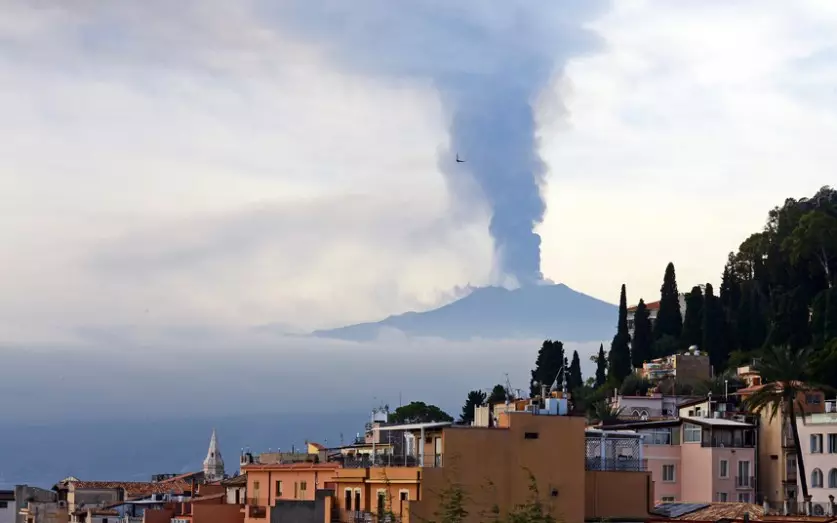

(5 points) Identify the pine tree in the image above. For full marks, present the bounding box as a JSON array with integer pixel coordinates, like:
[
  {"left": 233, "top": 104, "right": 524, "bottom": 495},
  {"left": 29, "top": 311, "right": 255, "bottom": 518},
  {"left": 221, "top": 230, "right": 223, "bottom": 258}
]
[
  {"left": 595, "top": 343, "right": 607, "bottom": 388},
  {"left": 681, "top": 285, "right": 704, "bottom": 349},
  {"left": 631, "top": 299, "right": 653, "bottom": 369},
  {"left": 530, "top": 340, "right": 564, "bottom": 397},
  {"left": 654, "top": 262, "right": 683, "bottom": 340},
  {"left": 569, "top": 350, "right": 583, "bottom": 391},
  {"left": 702, "top": 283, "right": 727, "bottom": 373},
  {"left": 609, "top": 284, "right": 632, "bottom": 384}
]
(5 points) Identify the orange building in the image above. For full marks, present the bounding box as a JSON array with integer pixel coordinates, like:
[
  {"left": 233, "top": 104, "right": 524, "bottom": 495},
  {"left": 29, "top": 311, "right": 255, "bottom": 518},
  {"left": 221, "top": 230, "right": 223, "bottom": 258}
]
[
  {"left": 242, "top": 462, "right": 340, "bottom": 522},
  {"left": 328, "top": 408, "right": 653, "bottom": 523}
]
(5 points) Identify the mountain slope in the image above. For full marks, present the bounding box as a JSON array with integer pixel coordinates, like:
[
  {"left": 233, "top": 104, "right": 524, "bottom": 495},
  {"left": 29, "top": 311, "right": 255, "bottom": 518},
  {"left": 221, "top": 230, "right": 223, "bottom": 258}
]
[{"left": 312, "top": 283, "right": 616, "bottom": 341}]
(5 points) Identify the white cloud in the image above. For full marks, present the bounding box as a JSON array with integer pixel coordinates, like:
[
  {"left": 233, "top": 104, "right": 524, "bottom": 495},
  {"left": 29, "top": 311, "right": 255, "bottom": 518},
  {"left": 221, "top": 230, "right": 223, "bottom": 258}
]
[
  {"left": 0, "top": 2, "right": 496, "bottom": 342},
  {"left": 539, "top": 0, "right": 837, "bottom": 305},
  {"left": 2, "top": 1, "right": 837, "bottom": 343}
]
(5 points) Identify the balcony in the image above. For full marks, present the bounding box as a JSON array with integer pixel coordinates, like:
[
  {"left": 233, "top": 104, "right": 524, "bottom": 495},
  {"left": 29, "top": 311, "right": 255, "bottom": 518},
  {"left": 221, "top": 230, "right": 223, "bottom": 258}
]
[
  {"left": 736, "top": 476, "right": 755, "bottom": 489},
  {"left": 246, "top": 499, "right": 266, "bottom": 519},
  {"left": 700, "top": 437, "right": 755, "bottom": 449},
  {"left": 340, "top": 511, "right": 403, "bottom": 523},
  {"left": 585, "top": 457, "right": 647, "bottom": 472},
  {"left": 341, "top": 454, "right": 442, "bottom": 468}
]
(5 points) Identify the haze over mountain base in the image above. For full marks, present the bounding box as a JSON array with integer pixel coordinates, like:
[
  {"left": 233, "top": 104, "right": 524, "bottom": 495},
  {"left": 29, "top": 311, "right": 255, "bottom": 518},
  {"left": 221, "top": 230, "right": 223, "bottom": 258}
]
[{"left": 313, "top": 283, "right": 616, "bottom": 342}]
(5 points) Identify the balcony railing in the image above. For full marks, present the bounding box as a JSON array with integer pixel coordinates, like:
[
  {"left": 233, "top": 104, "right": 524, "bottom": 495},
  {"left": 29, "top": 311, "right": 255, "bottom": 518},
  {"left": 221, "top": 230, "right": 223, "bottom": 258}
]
[
  {"left": 701, "top": 438, "right": 755, "bottom": 449},
  {"left": 340, "top": 511, "right": 403, "bottom": 523},
  {"left": 585, "top": 457, "right": 647, "bottom": 472},
  {"left": 245, "top": 499, "right": 266, "bottom": 519},
  {"left": 341, "top": 454, "right": 442, "bottom": 468},
  {"left": 736, "top": 476, "right": 755, "bottom": 489}
]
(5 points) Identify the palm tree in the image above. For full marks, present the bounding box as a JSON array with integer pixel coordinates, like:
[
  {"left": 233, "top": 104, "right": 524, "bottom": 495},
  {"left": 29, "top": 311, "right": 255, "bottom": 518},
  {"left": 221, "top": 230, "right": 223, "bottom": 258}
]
[
  {"left": 587, "top": 399, "right": 624, "bottom": 426},
  {"left": 745, "top": 345, "right": 825, "bottom": 503}
]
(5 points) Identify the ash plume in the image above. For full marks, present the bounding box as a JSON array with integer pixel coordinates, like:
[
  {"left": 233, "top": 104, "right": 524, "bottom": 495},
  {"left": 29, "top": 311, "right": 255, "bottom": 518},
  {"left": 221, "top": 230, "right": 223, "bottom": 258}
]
[{"left": 270, "top": 1, "right": 606, "bottom": 285}]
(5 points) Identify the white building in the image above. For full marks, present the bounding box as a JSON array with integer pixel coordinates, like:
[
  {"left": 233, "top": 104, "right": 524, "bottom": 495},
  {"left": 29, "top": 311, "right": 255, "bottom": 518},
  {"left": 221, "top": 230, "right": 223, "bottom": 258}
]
[
  {"left": 795, "top": 400, "right": 837, "bottom": 515},
  {"left": 0, "top": 491, "right": 14, "bottom": 523}
]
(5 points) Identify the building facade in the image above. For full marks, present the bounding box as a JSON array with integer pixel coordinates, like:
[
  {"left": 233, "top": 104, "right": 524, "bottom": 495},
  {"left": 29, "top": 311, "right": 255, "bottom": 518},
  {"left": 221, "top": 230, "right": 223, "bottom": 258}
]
[{"left": 203, "top": 429, "right": 225, "bottom": 483}]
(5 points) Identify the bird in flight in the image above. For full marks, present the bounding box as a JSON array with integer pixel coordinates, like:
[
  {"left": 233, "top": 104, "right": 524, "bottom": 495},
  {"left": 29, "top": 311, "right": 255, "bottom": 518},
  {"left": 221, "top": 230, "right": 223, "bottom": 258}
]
[{"left": 456, "top": 153, "right": 466, "bottom": 163}]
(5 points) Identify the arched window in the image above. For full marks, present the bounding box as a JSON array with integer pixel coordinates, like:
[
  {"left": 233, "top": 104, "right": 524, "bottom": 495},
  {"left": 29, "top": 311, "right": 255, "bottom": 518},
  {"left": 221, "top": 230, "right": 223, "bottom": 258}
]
[
  {"left": 632, "top": 410, "right": 640, "bottom": 417},
  {"left": 812, "top": 468, "right": 824, "bottom": 488},
  {"left": 640, "top": 410, "right": 649, "bottom": 421},
  {"left": 829, "top": 469, "right": 837, "bottom": 488},
  {"left": 814, "top": 504, "right": 825, "bottom": 516}
]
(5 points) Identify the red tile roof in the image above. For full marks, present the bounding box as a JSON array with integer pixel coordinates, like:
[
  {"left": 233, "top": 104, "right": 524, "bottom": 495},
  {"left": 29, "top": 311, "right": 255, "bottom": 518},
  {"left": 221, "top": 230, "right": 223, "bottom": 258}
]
[
  {"left": 628, "top": 300, "right": 661, "bottom": 312},
  {"left": 69, "top": 480, "right": 190, "bottom": 497}
]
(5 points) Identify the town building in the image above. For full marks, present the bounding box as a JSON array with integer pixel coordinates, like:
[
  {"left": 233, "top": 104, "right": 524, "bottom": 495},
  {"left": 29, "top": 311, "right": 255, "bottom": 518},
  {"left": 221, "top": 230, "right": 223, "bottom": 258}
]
[
  {"left": 203, "top": 429, "right": 225, "bottom": 482},
  {"left": 792, "top": 399, "right": 837, "bottom": 515},
  {"left": 1, "top": 491, "right": 15, "bottom": 523},
  {"left": 639, "top": 351, "right": 712, "bottom": 386},
  {"left": 735, "top": 367, "right": 827, "bottom": 509},
  {"left": 601, "top": 396, "right": 758, "bottom": 505},
  {"left": 12, "top": 486, "right": 56, "bottom": 523},
  {"left": 609, "top": 392, "right": 700, "bottom": 421},
  {"left": 627, "top": 294, "right": 687, "bottom": 339}
]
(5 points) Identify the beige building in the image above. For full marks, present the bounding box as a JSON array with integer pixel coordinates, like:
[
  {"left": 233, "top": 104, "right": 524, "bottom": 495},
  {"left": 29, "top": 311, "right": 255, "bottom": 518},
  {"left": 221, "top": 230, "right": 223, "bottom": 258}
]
[{"left": 736, "top": 366, "right": 826, "bottom": 508}]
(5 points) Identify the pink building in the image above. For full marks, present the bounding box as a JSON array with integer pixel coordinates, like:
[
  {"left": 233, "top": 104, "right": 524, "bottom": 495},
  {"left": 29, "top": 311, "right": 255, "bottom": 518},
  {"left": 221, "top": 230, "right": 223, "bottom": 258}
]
[
  {"left": 602, "top": 415, "right": 757, "bottom": 504},
  {"left": 794, "top": 400, "right": 837, "bottom": 515}
]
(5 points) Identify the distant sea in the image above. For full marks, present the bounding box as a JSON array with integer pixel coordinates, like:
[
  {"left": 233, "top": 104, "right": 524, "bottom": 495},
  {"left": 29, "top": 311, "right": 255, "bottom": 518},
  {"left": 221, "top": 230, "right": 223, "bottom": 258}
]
[{"left": 0, "top": 411, "right": 367, "bottom": 490}]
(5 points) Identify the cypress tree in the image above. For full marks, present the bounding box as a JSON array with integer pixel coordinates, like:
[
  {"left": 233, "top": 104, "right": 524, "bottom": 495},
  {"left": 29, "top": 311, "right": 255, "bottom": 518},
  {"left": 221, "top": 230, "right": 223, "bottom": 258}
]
[
  {"left": 654, "top": 262, "right": 683, "bottom": 340},
  {"left": 609, "top": 284, "right": 633, "bottom": 384},
  {"left": 681, "top": 285, "right": 704, "bottom": 349},
  {"left": 595, "top": 343, "right": 607, "bottom": 388},
  {"left": 631, "top": 299, "right": 653, "bottom": 369},
  {"left": 702, "top": 283, "right": 727, "bottom": 373},
  {"left": 569, "top": 350, "right": 583, "bottom": 391},
  {"left": 766, "top": 287, "right": 813, "bottom": 351},
  {"left": 737, "top": 281, "right": 768, "bottom": 351},
  {"left": 530, "top": 340, "right": 564, "bottom": 397}
]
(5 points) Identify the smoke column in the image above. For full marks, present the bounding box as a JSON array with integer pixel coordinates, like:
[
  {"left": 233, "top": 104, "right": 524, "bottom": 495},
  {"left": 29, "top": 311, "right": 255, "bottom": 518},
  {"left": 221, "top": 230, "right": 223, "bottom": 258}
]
[{"left": 270, "top": 1, "right": 606, "bottom": 286}]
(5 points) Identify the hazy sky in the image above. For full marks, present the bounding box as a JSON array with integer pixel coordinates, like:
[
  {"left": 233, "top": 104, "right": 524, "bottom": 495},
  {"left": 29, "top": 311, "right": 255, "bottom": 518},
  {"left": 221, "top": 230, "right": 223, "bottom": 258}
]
[{"left": 2, "top": 0, "right": 837, "bottom": 346}]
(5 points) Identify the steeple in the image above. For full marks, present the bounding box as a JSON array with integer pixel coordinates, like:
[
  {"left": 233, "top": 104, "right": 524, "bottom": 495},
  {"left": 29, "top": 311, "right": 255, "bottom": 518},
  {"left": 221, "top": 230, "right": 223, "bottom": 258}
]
[{"left": 203, "top": 428, "right": 225, "bottom": 482}]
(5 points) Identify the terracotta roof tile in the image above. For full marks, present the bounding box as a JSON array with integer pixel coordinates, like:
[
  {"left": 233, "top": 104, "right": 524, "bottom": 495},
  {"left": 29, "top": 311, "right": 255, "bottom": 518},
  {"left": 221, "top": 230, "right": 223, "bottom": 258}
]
[
  {"left": 628, "top": 300, "right": 661, "bottom": 312},
  {"left": 70, "top": 480, "right": 190, "bottom": 497}
]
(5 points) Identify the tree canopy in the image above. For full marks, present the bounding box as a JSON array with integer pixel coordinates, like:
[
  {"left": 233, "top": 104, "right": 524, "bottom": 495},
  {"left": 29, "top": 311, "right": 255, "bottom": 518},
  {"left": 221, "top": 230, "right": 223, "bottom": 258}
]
[
  {"left": 389, "top": 401, "right": 454, "bottom": 424},
  {"left": 654, "top": 262, "right": 683, "bottom": 341},
  {"left": 530, "top": 340, "right": 564, "bottom": 397},
  {"left": 631, "top": 299, "right": 653, "bottom": 369},
  {"left": 459, "top": 390, "right": 486, "bottom": 425},
  {"left": 608, "top": 284, "right": 632, "bottom": 384}
]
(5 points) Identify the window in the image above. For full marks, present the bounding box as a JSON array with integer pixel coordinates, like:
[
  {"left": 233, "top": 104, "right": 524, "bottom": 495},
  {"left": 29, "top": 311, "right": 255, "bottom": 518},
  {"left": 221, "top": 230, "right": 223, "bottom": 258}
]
[
  {"left": 275, "top": 480, "right": 283, "bottom": 497},
  {"left": 661, "top": 497, "right": 675, "bottom": 502},
  {"left": 829, "top": 434, "right": 837, "bottom": 453},
  {"left": 354, "top": 490, "right": 361, "bottom": 511},
  {"left": 0, "top": 502, "right": 7, "bottom": 509},
  {"left": 294, "top": 482, "right": 299, "bottom": 499},
  {"left": 738, "top": 461, "right": 753, "bottom": 487},
  {"left": 345, "top": 489, "right": 352, "bottom": 509},
  {"left": 663, "top": 464, "right": 676, "bottom": 482},
  {"left": 524, "top": 432, "right": 539, "bottom": 439},
  {"left": 811, "top": 434, "right": 824, "bottom": 454},
  {"left": 807, "top": 394, "right": 822, "bottom": 404},
  {"left": 830, "top": 469, "right": 837, "bottom": 488},
  {"left": 720, "top": 460, "right": 729, "bottom": 479},
  {"left": 103, "top": 519, "right": 108, "bottom": 523},
  {"left": 377, "top": 491, "right": 386, "bottom": 515},
  {"left": 738, "top": 493, "right": 751, "bottom": 503},
  {"left": 300, "top": 481, "right": 308, "bottom": 491},
  {"left": 400, "top": 492, "right": 408, "bottom": 501},
  {"left": 684, "top": 423, "right": 701, "bottom": 443},
  {"left": 812, "top": 468, "right": 824, "bottom": 488},
  {"left": 639, "top": 428, "right": 672, "bottom": 445},
  {"left": 717, "top": 492, "right": 728, "bottom": 502}
]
